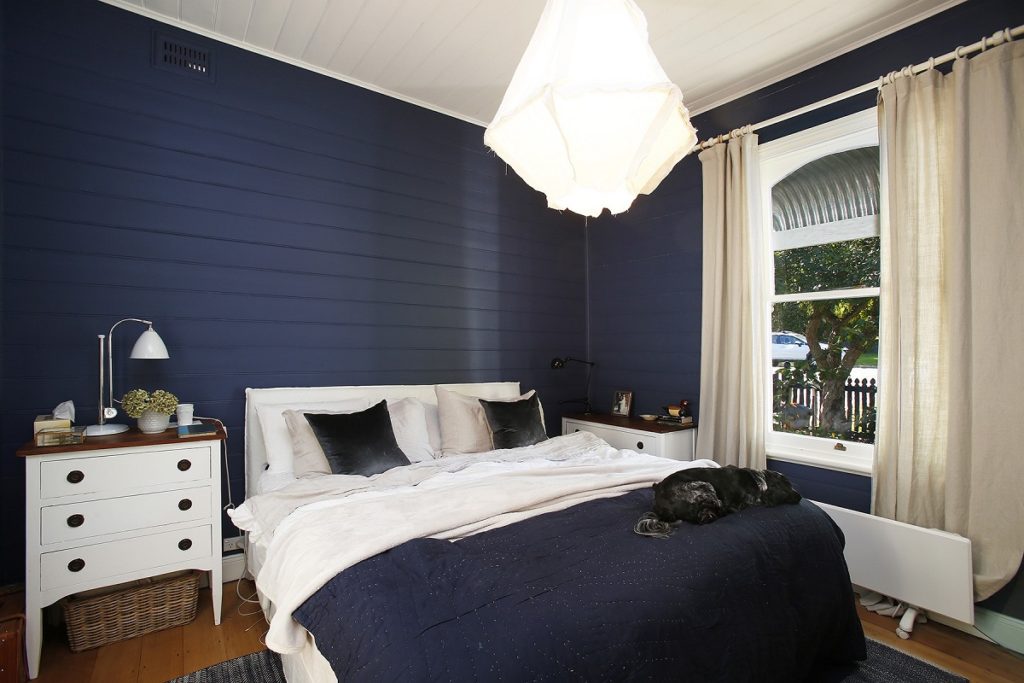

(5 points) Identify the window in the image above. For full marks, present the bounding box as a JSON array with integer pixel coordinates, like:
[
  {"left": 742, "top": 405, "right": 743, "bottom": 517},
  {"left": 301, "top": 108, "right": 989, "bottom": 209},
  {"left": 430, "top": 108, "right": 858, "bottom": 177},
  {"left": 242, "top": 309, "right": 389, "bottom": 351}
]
[{"left": 758, "top": 110, "right": 880, "bottom": 474}]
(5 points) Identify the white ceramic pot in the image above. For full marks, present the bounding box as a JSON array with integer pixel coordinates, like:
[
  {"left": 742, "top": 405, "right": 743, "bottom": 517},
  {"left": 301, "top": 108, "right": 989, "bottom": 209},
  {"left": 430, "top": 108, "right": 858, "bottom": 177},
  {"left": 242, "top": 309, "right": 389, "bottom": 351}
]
[{"left": 137, "top": 409, "right": 171, "bottom": 434}]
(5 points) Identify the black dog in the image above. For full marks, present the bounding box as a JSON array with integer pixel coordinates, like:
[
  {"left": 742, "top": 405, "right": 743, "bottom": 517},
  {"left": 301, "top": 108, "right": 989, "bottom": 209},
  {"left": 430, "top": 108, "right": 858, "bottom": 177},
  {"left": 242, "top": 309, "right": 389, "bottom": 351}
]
[{"left": 634, "top": 466, "right": 801, "bottom": 538}]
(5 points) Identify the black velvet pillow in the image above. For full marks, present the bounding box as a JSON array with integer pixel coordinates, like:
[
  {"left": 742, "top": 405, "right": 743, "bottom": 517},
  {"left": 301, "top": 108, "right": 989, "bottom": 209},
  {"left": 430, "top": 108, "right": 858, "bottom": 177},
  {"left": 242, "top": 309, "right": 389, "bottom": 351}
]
[
  {"left": 479, "top": 393, "right": 548, "bottom": 450},
  {"left": 304, "top": 400, "right": 411, "bottom": 476}
]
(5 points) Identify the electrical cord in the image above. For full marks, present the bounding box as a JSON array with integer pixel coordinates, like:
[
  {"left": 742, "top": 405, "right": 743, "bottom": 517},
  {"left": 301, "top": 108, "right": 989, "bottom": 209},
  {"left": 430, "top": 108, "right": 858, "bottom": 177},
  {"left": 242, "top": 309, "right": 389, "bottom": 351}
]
[{"left": 192, "top": 416, "right": 263, "bottom": 615}]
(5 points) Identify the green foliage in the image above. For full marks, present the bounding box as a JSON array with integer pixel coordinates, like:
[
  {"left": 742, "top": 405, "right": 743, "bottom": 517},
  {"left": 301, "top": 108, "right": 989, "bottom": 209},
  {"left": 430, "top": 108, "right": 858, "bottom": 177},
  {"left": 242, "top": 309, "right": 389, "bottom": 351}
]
[
  {"left": 775, "top": 237, "right": 880, "bottom": 294},
  {"left": 121, "top": 388, "right": 178, "bottom": 417}
]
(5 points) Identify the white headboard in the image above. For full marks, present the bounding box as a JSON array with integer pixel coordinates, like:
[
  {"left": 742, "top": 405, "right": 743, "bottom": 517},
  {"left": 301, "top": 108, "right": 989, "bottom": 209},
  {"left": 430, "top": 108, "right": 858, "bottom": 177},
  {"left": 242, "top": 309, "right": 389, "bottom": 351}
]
[{"left": 244, "top": 382, "right": 521, "bottom": 497}]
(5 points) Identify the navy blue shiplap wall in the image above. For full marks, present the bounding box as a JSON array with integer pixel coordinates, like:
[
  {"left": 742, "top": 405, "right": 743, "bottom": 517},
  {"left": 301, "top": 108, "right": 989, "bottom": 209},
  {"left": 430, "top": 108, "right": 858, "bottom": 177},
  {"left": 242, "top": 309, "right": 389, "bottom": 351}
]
[
  {"left": 587, "top": 0, "right": 1024, "bottom": 617},
  {"left": 0, "top": 0, "right": 586, "bottom": 584}
]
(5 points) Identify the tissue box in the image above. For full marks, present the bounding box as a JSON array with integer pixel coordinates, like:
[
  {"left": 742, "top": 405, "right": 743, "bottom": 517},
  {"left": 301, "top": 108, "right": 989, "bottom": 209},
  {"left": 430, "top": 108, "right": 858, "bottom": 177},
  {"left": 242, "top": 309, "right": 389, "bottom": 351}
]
[{"left": 34, "top": 415, "right": 71, "bottom": 435}]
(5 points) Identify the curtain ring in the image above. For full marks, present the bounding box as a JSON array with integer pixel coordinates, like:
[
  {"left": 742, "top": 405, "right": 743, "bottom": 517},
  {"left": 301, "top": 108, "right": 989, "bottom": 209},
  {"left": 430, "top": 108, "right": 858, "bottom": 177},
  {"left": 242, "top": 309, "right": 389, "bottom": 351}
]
[
  {"left": 1005, "top": 28, "right": 1014, "bottom": 43},
  {"left": 980, "top": 35, "right": 987, "bottom": 52},
  {"left": 927, "top": 56, "right": 936, "bottom": 71},
  {"left": 954, "top": 45, "right": 966, "bottom": 59}
]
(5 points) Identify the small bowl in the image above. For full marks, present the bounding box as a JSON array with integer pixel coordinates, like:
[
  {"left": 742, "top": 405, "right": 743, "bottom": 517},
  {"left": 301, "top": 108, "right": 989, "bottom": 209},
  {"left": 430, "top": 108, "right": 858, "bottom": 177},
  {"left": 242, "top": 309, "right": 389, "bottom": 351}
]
[
  {"left": 639, "top": 414, "right": 658, "bottom": 421},
  {"left": 667, "top": 405, "right": 681, "bottom": 417}
]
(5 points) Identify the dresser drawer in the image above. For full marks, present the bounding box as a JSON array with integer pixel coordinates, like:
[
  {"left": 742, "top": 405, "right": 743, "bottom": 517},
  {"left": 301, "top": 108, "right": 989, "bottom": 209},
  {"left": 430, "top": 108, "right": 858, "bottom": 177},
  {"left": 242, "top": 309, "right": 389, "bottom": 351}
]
[
  {"left": 39, "top": 524, "right": 212, "bottom": 592},
  {"left": 40, "top": 486, "right": 212, "bottom": 545},
  {"left": 39, "top": 447, "right": 211, "bottom": 499},
  {"left": 564, "top": 421, "right": 663, "bottom": 457}
]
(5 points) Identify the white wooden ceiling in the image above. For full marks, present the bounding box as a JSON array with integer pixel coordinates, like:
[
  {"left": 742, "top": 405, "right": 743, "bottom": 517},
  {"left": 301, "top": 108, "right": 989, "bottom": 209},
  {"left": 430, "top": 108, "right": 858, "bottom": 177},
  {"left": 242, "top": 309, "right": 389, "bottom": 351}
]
[{"left": 101, "top": 0, "right": 963, "bottom": 126}]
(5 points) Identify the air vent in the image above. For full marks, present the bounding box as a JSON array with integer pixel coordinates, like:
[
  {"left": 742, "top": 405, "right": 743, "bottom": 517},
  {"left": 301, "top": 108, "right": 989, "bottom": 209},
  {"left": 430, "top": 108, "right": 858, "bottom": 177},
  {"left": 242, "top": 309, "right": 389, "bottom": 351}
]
[{"left": 153, "top": 32, "right": 214, "bottom": 82}]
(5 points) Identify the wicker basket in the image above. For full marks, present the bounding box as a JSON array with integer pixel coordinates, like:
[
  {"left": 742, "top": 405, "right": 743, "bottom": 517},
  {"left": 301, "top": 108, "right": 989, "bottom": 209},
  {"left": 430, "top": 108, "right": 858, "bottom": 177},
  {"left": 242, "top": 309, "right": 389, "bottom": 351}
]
[{"left": 61, "top": 571, "right": 199, "bottom": 652}]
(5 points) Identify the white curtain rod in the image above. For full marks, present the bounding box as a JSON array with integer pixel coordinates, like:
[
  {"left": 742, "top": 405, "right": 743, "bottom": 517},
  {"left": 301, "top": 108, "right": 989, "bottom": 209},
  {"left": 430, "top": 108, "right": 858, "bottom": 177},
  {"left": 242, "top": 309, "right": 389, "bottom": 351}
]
[{"left": 695, "top": 24, "right": 1023, "bottom": 151}]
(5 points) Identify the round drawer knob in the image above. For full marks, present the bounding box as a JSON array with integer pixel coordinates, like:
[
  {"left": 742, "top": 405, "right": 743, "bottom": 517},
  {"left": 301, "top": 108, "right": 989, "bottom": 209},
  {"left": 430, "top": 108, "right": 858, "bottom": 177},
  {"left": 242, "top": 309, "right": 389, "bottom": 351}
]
[
  {"left": 178, "top": 498, "right": 193, "bottom": 511},
  {"left": 178, "top": 538, "right": 193, "bottom": 551},
  {"left": 66, "top": 514, "right": 85, "bottom": 528},
  {"left": 66, "top": 470, "right": 85, "bottom": 484},
  {"left": 636, "top": 441, "right": 644, "bottom": 450},
  {"left": 177, "top": 459, "right": 192, "bottom": 472},
  {"left": 67, "top": 558, "right": 85, "bottom": 572}
]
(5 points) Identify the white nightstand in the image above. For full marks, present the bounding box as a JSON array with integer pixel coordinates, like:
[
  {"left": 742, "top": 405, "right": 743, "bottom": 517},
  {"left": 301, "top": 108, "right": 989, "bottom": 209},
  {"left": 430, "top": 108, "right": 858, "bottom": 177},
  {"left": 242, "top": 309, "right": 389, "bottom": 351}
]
[
  {"left": 562, "top": 413, "right": 696, "bottom": 461},
  {"left": 18, "top": 426, "right": 225, "bottom": 679}
]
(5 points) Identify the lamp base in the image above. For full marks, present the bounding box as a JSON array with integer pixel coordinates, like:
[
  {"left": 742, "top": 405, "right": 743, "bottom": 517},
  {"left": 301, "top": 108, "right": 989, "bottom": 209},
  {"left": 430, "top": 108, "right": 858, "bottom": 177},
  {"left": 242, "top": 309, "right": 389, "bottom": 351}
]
[{"left": 84, "top": 423, "right": 130, "bottom": 436}]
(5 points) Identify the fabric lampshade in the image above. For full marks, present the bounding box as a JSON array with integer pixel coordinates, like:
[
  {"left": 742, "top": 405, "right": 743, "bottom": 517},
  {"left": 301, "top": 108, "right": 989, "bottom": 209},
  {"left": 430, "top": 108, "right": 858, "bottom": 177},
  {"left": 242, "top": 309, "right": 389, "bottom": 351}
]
[
  {"left": 484, "top": 0, "right": 698, "bottom": 217},
  {"left": 129, "top": 326, "right": 169, "bottom": 359}
]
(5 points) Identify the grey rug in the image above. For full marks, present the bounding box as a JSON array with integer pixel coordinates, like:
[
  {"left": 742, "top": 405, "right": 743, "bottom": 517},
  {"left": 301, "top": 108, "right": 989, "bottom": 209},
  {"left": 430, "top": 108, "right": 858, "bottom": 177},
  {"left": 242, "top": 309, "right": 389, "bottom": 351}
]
[
  {"left": 170, "top": 649, "right": 285, "bottom": 683},
  {"left": 168, "top": 638, "right": 966, "bottom": 682}
]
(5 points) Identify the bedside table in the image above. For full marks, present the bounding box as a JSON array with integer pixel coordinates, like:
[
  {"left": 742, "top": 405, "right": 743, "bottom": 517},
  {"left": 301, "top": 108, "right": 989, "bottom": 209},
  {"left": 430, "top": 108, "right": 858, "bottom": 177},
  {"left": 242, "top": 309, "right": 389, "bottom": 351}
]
[
  {"left": 18, "top": 425, "right": 225, "bottom": 679},
  {"left": 562, "top": 414, "right": 697, "bottom": 461}
]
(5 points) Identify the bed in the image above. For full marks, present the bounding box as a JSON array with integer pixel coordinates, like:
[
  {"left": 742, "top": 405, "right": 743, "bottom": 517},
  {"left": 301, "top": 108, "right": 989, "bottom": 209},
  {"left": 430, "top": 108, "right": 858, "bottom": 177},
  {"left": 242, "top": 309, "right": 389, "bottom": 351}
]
[{"left": 232, "top": 382, "right": 865, "bottom": 682}]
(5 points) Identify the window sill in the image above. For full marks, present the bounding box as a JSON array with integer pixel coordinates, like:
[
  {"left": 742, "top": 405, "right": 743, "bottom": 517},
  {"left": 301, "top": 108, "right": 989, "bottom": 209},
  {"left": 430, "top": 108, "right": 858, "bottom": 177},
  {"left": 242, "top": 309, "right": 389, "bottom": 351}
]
[{"left": 766, "top": 445, "right": 873, "bottom": 476}]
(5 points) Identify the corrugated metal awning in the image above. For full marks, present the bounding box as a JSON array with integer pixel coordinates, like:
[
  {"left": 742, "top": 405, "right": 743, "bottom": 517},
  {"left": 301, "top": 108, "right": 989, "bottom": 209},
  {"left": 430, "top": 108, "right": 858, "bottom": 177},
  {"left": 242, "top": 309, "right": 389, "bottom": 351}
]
[{"left": 772, "top": 146, "right": 879, "bottom": 234}]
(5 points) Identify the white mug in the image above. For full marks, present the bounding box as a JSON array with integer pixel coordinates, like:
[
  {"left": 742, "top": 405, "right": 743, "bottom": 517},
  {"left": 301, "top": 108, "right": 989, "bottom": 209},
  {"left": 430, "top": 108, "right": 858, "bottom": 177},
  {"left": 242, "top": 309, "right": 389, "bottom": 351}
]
[{"left": 176, "top": 403, "right": 195, "bottom": 426}]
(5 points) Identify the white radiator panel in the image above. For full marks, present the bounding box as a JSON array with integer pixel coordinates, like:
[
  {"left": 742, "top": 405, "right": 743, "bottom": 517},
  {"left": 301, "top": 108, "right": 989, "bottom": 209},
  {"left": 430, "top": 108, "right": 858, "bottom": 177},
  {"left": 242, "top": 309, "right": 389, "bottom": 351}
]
[{"left": 814, "top": 502, "right": 974, "bottom": 624}]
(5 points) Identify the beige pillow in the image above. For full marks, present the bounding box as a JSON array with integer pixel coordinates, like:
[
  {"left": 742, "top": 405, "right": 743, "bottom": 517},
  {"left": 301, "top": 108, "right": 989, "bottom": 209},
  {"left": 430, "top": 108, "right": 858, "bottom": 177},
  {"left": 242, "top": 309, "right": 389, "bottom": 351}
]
[
  {"left": 436, "top": 386, "right": 539, "bottom": 456},
  {"left": 283, "top": 409, "right": 344, "bottom": 477}
]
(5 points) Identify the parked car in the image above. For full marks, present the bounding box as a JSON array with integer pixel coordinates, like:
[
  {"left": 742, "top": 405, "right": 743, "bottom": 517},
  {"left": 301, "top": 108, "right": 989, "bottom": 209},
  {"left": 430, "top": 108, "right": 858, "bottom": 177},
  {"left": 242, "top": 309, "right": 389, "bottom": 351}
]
[
  {"left": 772, "top": 331, "right": 811, "bottom": 362},
  {"left": 772, "top": 331, "right": 848, "bottom": 363}
]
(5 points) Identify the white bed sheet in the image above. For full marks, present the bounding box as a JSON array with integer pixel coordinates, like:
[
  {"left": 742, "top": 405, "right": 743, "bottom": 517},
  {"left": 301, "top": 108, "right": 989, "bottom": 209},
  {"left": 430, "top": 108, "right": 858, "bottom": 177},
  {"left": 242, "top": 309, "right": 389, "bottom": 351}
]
[{"left": 257, "top": 471, "right": 297, "bottom": 495}]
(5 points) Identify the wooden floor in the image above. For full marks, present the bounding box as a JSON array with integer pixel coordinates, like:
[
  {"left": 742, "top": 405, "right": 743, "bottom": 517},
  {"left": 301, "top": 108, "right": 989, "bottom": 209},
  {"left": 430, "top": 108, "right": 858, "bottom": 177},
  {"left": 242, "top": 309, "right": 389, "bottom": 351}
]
[
  {"left": 0, "top": 581, "right": 266, "bottom": 683},
  {"left": 858, "top": 604, "right": 1024, "bottom": 683},
  {"left": 4, "top": 582, "right": 1023, "bottom": 682}
]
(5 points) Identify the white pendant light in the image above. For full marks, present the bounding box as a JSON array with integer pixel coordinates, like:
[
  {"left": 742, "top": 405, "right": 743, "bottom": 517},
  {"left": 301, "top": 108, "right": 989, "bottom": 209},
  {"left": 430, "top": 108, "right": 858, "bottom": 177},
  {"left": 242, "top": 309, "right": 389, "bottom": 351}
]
[{"left": 484, "top": 0, "right": 697, "bottom": 218}]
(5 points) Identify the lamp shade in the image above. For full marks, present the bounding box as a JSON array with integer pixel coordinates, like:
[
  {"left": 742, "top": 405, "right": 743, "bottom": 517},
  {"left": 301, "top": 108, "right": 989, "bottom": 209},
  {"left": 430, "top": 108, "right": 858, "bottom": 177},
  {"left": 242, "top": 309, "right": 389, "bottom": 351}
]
[
  {"left": 129, "top": 326, "right": 169, "bottom": 359},
  {"left": 484, "top": 0, "right": 697, "bottom": 218}
]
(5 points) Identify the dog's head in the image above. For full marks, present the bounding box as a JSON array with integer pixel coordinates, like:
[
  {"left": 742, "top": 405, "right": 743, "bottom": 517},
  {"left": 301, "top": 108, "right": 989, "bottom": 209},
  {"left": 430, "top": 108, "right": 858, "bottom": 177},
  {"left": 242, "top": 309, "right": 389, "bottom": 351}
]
[
  {"left": 761, "top": 470, "right": 802, "bottom": 506},
  {"left": 653, "top": 479, "right": 724, "bottom": 525}
]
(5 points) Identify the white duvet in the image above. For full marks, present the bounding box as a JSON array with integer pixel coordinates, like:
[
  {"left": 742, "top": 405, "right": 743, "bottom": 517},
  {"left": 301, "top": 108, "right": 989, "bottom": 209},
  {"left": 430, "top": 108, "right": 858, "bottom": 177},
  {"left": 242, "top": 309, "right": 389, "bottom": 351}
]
[{"left": 229, "top": 431, "right": 716, "bottom": 653}]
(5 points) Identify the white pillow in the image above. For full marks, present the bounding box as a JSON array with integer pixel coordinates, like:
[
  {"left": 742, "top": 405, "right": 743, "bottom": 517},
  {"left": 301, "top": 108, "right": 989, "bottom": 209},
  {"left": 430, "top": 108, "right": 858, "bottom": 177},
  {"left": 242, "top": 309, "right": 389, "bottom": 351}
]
[
  {"left": 284, "top": 398, "right": 434, "bottom": 477},
  {"left": 256, "top": 398, "right": 368, "bottom": 475},
  {"left": 436, "top": 386, "right": 541, "bottom": 456},
  {"left": 422, "top": 401, "right": 442, "bottom": 454},
  {"left": 387, "top": 398, "right": 434, "bottom": 463}
]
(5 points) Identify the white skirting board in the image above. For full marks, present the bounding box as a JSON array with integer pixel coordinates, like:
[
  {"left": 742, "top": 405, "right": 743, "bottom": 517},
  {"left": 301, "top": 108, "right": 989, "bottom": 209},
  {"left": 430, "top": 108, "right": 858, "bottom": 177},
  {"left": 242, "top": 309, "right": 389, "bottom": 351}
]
[
  {"left": 975, "top": 607, "right": 1024, "bottom": 655},
  {"left": 197, "top": 554, "right": 247, "bottom": 588},
  {"left": 813, "top": 501, "right": 974, "bottom": 624},
  {"left": 222, "top": 553, "right": 246, "bottom": 583}
]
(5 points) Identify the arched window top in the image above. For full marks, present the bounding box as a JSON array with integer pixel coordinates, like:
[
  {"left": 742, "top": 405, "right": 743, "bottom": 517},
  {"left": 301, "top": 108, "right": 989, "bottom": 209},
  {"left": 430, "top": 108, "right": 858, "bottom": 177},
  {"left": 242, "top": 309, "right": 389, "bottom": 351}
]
[{"left": 771, "top": 146, "right": 879, "bottom": 233}]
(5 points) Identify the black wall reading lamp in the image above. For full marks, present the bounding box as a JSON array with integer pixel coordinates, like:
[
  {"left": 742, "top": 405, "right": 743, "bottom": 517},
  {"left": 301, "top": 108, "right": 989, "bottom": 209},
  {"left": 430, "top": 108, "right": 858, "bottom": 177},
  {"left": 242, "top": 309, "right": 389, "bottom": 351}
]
[{"left": 550, "top": 356, "right": 596, "bottom": 414}]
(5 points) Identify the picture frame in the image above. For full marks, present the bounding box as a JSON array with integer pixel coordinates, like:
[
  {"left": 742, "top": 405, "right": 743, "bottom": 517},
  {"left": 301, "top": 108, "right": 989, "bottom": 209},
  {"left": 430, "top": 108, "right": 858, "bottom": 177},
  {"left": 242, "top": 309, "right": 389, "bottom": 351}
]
[{"left": 611, "top": 390, "right": 633, "bottom": 417}]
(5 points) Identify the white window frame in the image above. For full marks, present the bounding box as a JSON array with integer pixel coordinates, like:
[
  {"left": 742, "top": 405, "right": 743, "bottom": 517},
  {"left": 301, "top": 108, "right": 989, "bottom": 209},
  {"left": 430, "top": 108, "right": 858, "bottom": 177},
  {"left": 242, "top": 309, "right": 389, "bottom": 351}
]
[{"left": 758, "top": 109, "right": 879, "bottom": 476}]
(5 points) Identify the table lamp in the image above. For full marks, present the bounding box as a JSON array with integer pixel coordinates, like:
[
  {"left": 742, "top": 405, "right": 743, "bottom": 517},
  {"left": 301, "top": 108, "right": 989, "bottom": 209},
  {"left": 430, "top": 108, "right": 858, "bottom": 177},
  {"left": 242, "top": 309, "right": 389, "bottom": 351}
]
[{"left": 85, "top": 318, "right": 170, "bottom": 436}]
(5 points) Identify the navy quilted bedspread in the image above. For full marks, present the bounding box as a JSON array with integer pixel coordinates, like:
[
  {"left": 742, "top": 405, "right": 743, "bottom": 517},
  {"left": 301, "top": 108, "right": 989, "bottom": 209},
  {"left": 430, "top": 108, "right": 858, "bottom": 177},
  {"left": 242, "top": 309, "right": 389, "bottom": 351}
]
[{"left": 294, "top": 492, "right": 865, "bottom": 682}]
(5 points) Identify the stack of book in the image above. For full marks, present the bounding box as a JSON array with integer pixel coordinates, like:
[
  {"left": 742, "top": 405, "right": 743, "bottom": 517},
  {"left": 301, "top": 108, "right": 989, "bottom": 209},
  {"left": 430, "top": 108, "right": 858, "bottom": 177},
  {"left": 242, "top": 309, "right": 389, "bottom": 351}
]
[{"left": 177, "top": 423, "right": 217, "bottom": 439}]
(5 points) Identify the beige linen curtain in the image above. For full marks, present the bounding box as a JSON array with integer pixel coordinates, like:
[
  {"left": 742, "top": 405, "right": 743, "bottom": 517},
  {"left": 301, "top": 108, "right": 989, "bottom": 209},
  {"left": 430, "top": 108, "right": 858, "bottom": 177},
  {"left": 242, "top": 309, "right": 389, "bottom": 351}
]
[
  {"left": 697, "top": 132, "right": 765, "bottom": 468},
  {"left": 874, "top": 40, "right": 1024, "bottom": 600}
]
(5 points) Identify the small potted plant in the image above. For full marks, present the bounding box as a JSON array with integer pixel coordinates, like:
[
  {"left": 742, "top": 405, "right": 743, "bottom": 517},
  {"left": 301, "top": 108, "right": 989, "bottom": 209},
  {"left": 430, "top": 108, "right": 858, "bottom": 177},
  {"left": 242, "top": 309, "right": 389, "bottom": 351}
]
[{"left": 122, "top": 389, "right": 179, "bottom": 434}]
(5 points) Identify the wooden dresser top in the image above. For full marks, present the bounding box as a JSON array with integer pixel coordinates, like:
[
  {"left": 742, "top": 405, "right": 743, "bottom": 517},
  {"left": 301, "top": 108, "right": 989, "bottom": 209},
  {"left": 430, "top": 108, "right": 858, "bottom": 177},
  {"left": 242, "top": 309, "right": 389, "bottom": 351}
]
[{"left": 17, "top": 423, "right": 225, "bottom": 457}]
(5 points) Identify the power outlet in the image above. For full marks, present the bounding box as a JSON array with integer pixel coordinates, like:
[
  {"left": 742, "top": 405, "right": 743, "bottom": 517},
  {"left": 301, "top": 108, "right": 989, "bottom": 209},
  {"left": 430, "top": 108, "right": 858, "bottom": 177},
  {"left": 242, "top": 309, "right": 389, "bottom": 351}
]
[{"left": 222, "top": 536, "right": 245, "bottom": 553}]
